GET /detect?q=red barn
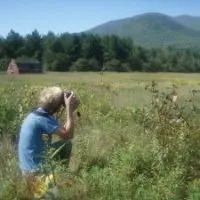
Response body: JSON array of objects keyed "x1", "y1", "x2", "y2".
[
  {"x1": 7, "y1": 59, "x2": 19, "y2": 75},
  {"x1": 7, "y1": 59, "x2": 43, "y2": 75}
]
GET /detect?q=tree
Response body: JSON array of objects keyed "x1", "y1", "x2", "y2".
[
  {"x1": 67, "y1": 34, "x2": 82, "y2": 62},
  {"x1": 5, "y1": 30, "x2": 24, "y2": 58},
  {"x1": 43, "y1": 49, "x2": 55, "y2": 71},
  {"x1": 24, "y1": 30, "x2": 43, "y2": 60},
  {"x1": 88, "y1": 58, "x2": 101, "y2": 71},
  {"x1": 0, "y1": 37, "x2": 6, "y2": 58},
  {"x1": 104, "y1": 59, "x2": 122, "y2": 72},
  {"x1": 1, "y1": 29, "x2": 200, "y2": 73},
  {"x1": 50, "y1": 39, "x2": 65, "y2": 53},
  {"x1": 81, "y1": 35, "x2": 103, "y2": 65},
  {"x1": 0, "y1": 58, "x2": 10, "y2": 71},
  {"x1": 70, "y1": 58, "x2": 90, "y2": 71},
  {"x1": 51, "y1": 53, "x2": 71, "y2": 71}
]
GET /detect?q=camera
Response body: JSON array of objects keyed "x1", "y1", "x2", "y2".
[
  {"x1": 60, "y1": 91, "x2": 72, "y2": 107},
  {"x1": 62, "y1": 91, "x2": 81, "y2": 117},
  {"x1": 65, "y1": 91, "x2": 72, "y2": 98}
]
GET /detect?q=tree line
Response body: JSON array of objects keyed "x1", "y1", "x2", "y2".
[{"x1": 1, "y1": 29, "x2": 200, "y2": 72}]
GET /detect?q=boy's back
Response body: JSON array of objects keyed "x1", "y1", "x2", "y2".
[{"x1": 18, "y1": 107, "x2": 59, "y2": 173}]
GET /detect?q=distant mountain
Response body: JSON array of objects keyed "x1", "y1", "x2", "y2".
[
  {"x1": 174, "y1": 15, "x2": 200, "y2": 31},
  {"x1": 84, "y1": 13, "x2": 200, "y2": 48}
]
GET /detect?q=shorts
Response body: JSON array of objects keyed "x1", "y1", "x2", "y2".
[{"x1": 23, "y1": 139, "x2": 72, "y2": 199}]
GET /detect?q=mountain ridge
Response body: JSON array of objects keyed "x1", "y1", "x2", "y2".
[
  {"x1": 174, "y1": 14, "x2": 200, "y2": 31},
  {"x1": 83, "y1": 12, "x2": 200, "y2": 48}
]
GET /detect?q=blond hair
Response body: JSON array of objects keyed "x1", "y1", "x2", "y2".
[{"x1": 38, "y1": 86, "x2": 63, "y2": 109}]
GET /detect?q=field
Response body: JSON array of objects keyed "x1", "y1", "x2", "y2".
[{"x1": 1, "y1": 72, "x2": 200, "y2": 200}]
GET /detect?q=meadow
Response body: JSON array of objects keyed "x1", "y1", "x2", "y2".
[{"x1": 1, "y1": 72, "x2": 200, "y2": 200}]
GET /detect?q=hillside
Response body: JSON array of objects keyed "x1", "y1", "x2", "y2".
[
  {"x1": 174, "y1": 15, "x2": 200, "y2": 31},
  {"x1": 84, "y1": 13, "x2": 200, "y2": 48}
]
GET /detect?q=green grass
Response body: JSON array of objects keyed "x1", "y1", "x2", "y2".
[{"x1": 1, "y1": 72, "x2": 200, "y2": 199}]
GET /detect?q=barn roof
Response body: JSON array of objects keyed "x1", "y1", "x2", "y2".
[{"x1": 15, "y1": 60, "x2": 41, "y2": 64}]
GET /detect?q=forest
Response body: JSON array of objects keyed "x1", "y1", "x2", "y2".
[{"x1": 0, "y1": 29, "x2": 200, "y2": 72}]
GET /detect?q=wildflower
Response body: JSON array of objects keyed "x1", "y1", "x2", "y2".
[
  {"x1": 26, "y1": 173, "x2": 56, "y2": 199},
  {"x1": 176, "y1": 119, "x2": 183, "y2": 124},
  {"x1": 172, "y1": 95, "x2": 178, "y2": 103}
]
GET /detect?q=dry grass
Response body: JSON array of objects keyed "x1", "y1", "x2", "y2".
[
  {"x1": 1, "y1": 71, "x2": 200, "y2": 84},
  {"x1": 1, "y1": 72, "x2": 200, "y2": 108}
]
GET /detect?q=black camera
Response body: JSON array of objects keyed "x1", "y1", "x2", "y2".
[
  {"x1": 62, "y1": 91, "x2": 81, "y2": 117},
  {"x1": 65, "y1": 91, "x2": 72, "y2": 98},
  {"x1": 60, "y1": 91, "x2": 71, "y2": 106}
]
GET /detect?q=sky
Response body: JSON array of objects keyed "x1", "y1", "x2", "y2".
[{"x1": 0, "y1": 0, "x2": 200, "y2": 37}]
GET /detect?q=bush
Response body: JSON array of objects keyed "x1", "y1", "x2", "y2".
[{"x1": 70, "y1": 58, "x2": 90, "y2": 71}]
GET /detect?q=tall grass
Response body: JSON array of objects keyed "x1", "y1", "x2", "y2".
[{"x1": 1, "y1": 73, "x2": 200, "y2": 199}]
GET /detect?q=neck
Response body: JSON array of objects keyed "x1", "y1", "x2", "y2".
[{"x1": 36, "y1": 106, "x2": 51, "y2": 114}]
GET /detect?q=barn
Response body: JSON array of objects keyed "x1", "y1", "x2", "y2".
[{"x1": 7, "y1": 59, "x2": 43, "y2": 75}]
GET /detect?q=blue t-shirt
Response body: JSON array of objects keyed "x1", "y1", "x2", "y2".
[{"x1": 18, "y1": 107, "x2": 59, "y2": 173}]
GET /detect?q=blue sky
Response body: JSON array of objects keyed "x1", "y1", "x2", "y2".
[{"x1": 0, "y1": 0, "x2": 199, "y2": 37}]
